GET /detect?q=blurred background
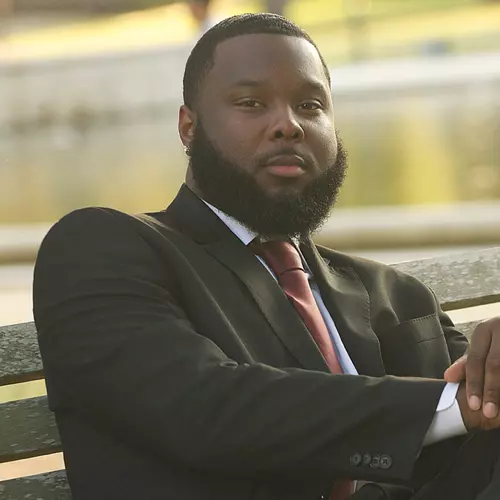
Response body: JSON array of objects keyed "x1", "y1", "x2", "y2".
[
  {"x1": 1, "y1": 0, "x2": 500, "y2": 480},
  {"x1": 2, "y1": 0, "x2": 500, "y2": 331}
]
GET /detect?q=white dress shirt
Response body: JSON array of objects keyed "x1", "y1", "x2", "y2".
[{"x1": 204, "y1": 202, "x2": 467, "y2": 446}]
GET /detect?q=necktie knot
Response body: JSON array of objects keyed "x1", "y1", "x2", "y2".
[{"x1": 252, "y1": 240, "x2": 304, "y2": 279}]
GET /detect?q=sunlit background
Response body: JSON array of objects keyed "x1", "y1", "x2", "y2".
[
  {"x1": 1, "y1": 0, "x2": 500, "y2": 480},
  {"x1": 2, "y1": 0, "x2": 500, "y2": 224}
]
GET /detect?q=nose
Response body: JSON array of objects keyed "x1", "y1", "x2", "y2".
[{"x1": 268, "y1": 105, "x2": 305, "y2": 142}]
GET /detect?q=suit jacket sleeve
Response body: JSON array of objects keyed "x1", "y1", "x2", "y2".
[{"x1": 34, "y1": 207, "x2": 449, "y2": 484}]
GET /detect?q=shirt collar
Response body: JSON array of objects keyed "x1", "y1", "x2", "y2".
[
  {"x1": 202, "y1": 199, "x2": 310, "y2": 275},
  {"x1": 202, "y1": 200, "x2": 257, "y2": 246},
  {"x1": 202, "y1": 199, "x2": 303, "y2": 249}
]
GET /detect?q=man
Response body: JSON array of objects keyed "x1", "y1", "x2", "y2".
[{"x1": 33, "y1": 13, "x2": 500, "y2": 500}]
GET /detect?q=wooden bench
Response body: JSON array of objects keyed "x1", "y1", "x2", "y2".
[{"x1": 1, "y1": 247, "x2": 499, "y2": 499}]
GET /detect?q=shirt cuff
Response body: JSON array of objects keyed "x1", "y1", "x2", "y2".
[{"x1": 423, "y1": 382, "x2": 467, "y2": 446}]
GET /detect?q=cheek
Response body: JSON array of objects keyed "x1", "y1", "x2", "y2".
[
  {"x1": 217, "y1": 116, "x2": 264, "y2": 159},
  {"x1": 307, "y1": 120, "x2": 337, "y2": 163}
]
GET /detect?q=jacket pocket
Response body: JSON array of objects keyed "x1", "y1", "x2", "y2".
[{"x1": 380, "y1": 314, "x2": 452, "y2": 378}]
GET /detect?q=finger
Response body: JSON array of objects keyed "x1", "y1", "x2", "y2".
[
  {"x1": 466, "y1": 322, "x2": 493, "y2": 411},
  {"x1": 444, "y1": 355, "x2": 467, "y2": 382},
  {"x1": 482, "y1": 331, "x2": 500, "y2": 419}
]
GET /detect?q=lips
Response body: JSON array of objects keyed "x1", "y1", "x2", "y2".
[
  {"x1": 264, "y1": 154, "x2": 307, "y2": 178},
  {"x1": 265, "y1": 154, "x2": 306, "y2": 168}
]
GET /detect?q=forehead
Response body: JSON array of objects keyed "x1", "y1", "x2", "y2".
[{"x1": 204, "y1": 34, "x2": 329, "y2": 92}]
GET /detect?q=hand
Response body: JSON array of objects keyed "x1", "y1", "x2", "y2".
[
  {"x1": 456, "y1": 382, "x2": 500, "y2": 431},
  {"x1": 445, "y1": 317, "x2": 500, "y2": 420}
]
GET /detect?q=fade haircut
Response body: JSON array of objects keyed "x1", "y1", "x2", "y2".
[{"x1": 183, "y1": 13, "x2": 331, "y2": 110}]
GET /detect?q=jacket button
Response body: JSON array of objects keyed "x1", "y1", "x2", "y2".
[
  {"x1": 380, "y1": 455, "x2": 393, "y2": 470},
  {"x1": 362, "y1": 452, "x2": 371, "y2": 466},
  {"x1": 370, "y1": 455, "x2": 381, "y2": 469},
  {"x1": 350, "y1": 452, "x2": 362, "y2": 466}
]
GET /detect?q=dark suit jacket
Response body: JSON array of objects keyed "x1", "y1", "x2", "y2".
[{"x1": 33, "y1": 185, "x2": 469, "y2": 500}]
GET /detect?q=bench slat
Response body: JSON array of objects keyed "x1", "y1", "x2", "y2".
[
  {"x1": 393, "y1": 247, "x2": 500, "y2": 310},
  {"x1": 0, "y1": 471, "x2": 70, "y2": 500},
  {"x1": 0, "y1": 323, "x2": 43, "y2": 387},
  {"x1": 0, "y1": 321, "x2": 474, "y2": 464},
  {"x1": 0, "y1": 396, "x2": 61, "y2": 463},
  {"x1": 0, "y1": 248, "x2": 497, "y2": 385}
]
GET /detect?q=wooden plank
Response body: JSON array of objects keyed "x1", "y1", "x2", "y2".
[
  {"x1": 0, "y1": 322, "x2": 43, "y2": 387},
  {"x1": 0, "y1": 470, "x2": 70, "y2": 500},
  {"x1": 0, "y1": 397, "x2": 61, "y2": 463},
  {"x1": 0, "y1": 322, "x2": 475, "y2": 465},
  {"x1": 0, "y1": 249, "x2": 497, "y2": 386},
  {"x1": 394, "y1": 247, "x2": 500, "y2": 310}
]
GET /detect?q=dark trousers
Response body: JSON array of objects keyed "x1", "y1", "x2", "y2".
[{"x1": 413, "y1": 430, "x2": 500, "y2": 500}]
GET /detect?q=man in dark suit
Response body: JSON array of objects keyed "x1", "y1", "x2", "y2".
[{"x1": 33, "y1": 13, "x2": 500, "y2": 500}]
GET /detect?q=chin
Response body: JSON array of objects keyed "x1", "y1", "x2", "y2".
[{"x1": 262, "y1": 179, "x2": 309, "y2": 196}]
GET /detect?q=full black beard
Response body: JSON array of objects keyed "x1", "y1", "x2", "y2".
[{"x1": 189, "y1": 121, "x2": 348, "y2": 239}]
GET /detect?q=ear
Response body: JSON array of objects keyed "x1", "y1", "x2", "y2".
[{"x1": 178, "y1": 105, "x2": 197, "y2": 150}]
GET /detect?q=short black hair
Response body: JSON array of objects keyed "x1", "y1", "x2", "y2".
[{"x1": 182, "y1": 13, "x2": 331, "y2": 110}]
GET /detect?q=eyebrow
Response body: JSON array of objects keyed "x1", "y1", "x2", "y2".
[
  {"x1": 228, "y1": 78, "x2": 329, "y2": 94},
  {"x1": 301, "y1": 79, "x2": 329, "y2": 94},
  {"x1": 228, "y1": 79, "x2": 267, "y2": 88}
]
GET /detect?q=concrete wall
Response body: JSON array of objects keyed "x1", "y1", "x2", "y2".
[
  {"x1": 2, "y1": 48, "x2": 500, "y2": 133},
  {"x1": 1, "y1": 43, "x2": 192, "y2": 132}
]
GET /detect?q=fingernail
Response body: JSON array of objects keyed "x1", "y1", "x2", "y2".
[
  {"x1": 483, "y1": 403, "x2": 498, "y2": 419},
  {"x1": 469, "y1": 395, "x2": 481, "y2": 411}
]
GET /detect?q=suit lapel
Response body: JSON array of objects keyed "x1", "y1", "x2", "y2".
[
  {"x1": 160, "y1": 185, "x2": 330, "y2": 373},
  {"x1": 300, "y1": 239, "x2": 386, "y2": 377},
  {"x1": 205, "y1": 239, "x2": 330, "y2": 373}
]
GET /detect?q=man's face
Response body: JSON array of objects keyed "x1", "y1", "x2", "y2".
[{"x1": 180, "y1": 33, "x2": 348, "y2": 238}]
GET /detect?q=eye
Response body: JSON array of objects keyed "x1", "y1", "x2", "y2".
[
  {"x1": 236, "y1": 99, "x2": 264, "y2": 108},
  {"x1": 299, "y1": 101, "x2": 323, "y2": 111}
]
